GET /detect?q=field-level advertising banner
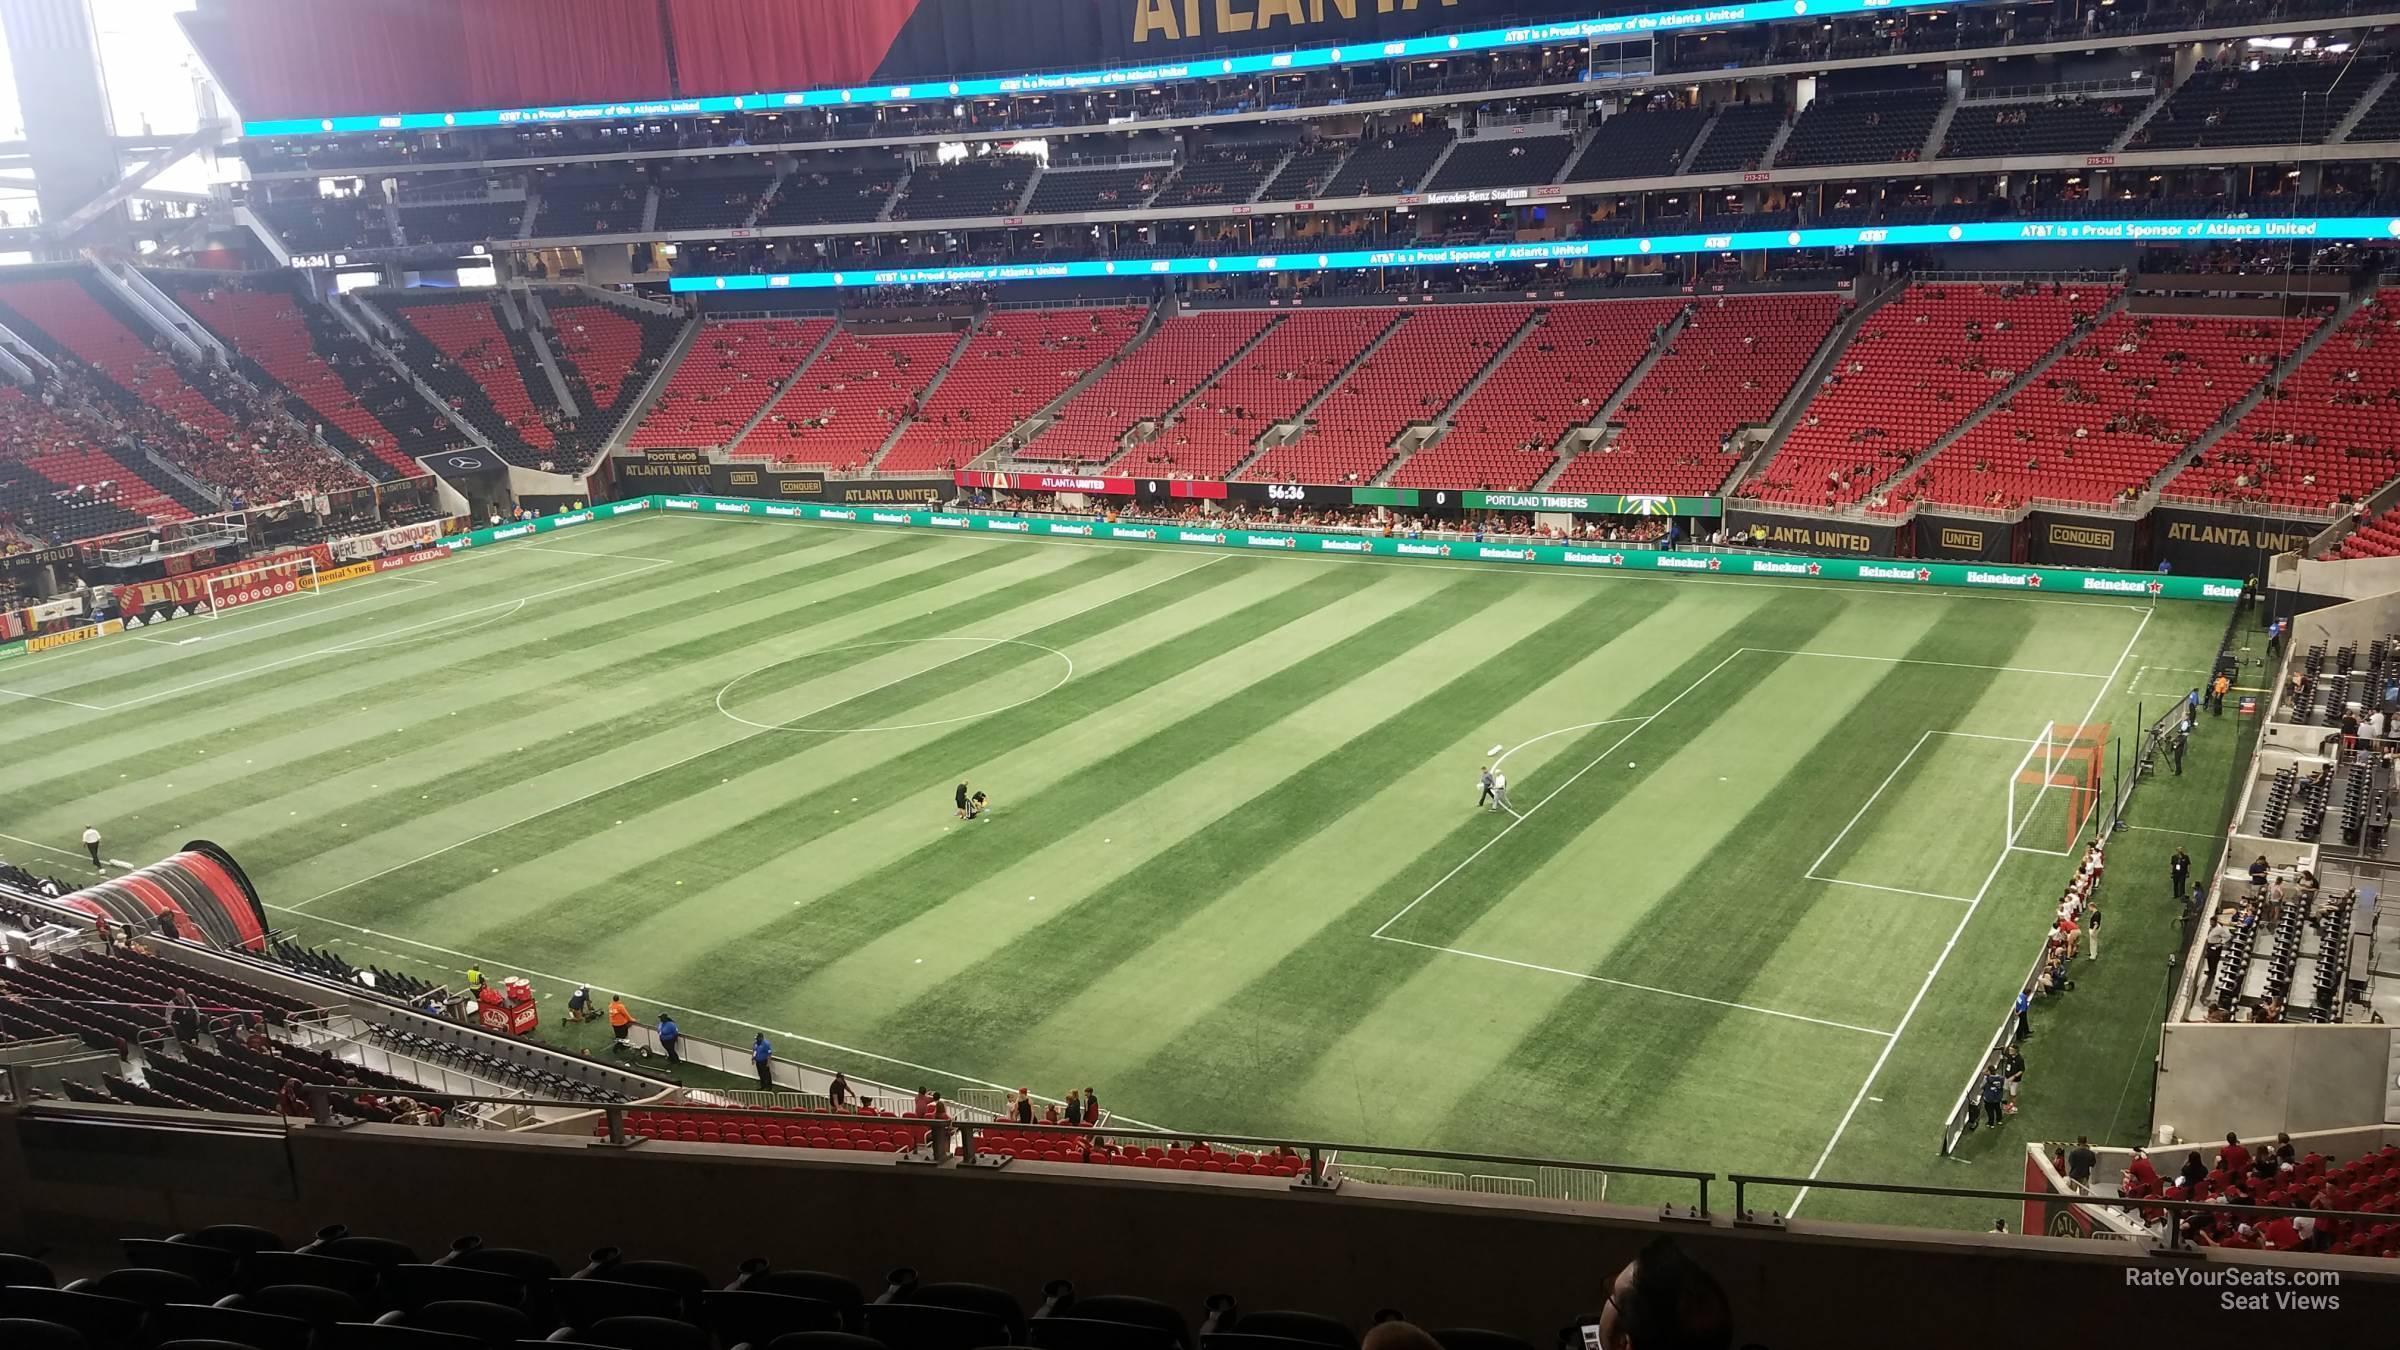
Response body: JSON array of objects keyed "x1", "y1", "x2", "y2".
[
  {"x1": 317, "y1": 561, "x2": 380, "y2": 587},
  {"x1": 438, "y1": 498, "x2": 652, "y2": 552},
  {"x1": 1914, "y1": 513, "x2": 2022, "y2": 563},
  {"x1": 655, "y1": 495, "x2": 2241, "y2": 600},
  {"x1": 24, "y1": 618, "x2": 124, "y2": 654},
  {"x1": 1722, "y1": 509, "x2": 1899, "y2": 557},
  {"x1": 2149, "y1": 505, "x2": 2324, "y2": 579},
  {"x1": 614, "y1": 456, "x2": 955, "y2": 507},
  {"x1": 330, "y1": 519, "x2": 442, "y2": 562},
  {"x1": 2028, "y1": 511, "x2": 2138, "y2": 570},
  {"x1": 1463, "y1": 491, "x2": 1724, "y2": 517},
  {"x1": 116, "y1": 545, "x2": 333, "y2": 613},
  {"x1": 953, "y1": 470, "x2": 1228, "y2": 501}
]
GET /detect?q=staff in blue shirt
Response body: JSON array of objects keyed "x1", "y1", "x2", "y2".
[
  {"x1": 655, "y1": 1013, "x2": 680, "y2": 1067},
  {"x1": 751, "y1": 1032, "x2": 773, "y2": 1089}
]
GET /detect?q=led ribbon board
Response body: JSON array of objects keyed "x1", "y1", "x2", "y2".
[
  {"x1": 667, "y1": 215, "x2": 2400, "y2": 291},
  {"x1": 243, "y1": 0, "x2": 1959, "y2": 137}
]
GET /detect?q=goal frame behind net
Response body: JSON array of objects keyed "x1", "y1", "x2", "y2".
[
  {"x1": 2006, "y1": 721, "x2": 2108, "y2": 854},
  {"x1": 199, "y1": 556, "x2": 320, "y2": 618}
]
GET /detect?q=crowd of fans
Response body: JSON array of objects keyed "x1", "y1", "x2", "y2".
[{"x1": 961, "y1": 490, "x2": 1682, "y2": 543}]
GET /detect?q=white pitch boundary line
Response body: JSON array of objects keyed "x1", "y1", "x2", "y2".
[
  {"x1": 0, "y1": 829, "x2": 87, "y2": 862},
  {"x1": 1806, "y1": 729, "x2": 1934, "y2": 879},
  {"x1": 1754, "y1": 648, "x2": 2113, "y2": 680},
  {"x1": 265, "y1": 901, "x2": 1172, "y2": 1132},
  {"x1": 1801, "y1": 729, "x2": 2046, "y2": 902},
  {"x1": 2117, "y1": 824, "x2": 2226, "y2": 839},
  {"x1": 1788, "y1": 604, "x2": 2155, "y2": 1217},
  {"x1": 0, "y1": 685, "x2": 108, "y2": 710},
  {"x1": 1369, "y1": 648, "x2": 1750, "y2": 941},
  {"x1": 1373, "y1": 934, "x2": 1893, "y2": 1038},
  {"x1": 278, "y1": 553, "x2": 1228, "y2": 913},
  {"x1": 1810, "y1": 877, "x2": 1976, "y2": 904}
]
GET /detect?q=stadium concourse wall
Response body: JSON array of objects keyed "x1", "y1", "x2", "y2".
[
  {"x1": 2152, "y1": 1024, "x2": 2399, "y2": 1143},
  {"x1": 9, "y1": 1106, "x2": 2400, "y2": 1348}
]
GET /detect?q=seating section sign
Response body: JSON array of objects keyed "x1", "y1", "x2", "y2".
[{"x1": 656, "y1": 495, "x2": 2241, "y2": 601}]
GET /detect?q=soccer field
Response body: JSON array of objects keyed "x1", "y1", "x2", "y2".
[{"x1": 0, "y1": 513, "x2": 2243, "y2": 1223}]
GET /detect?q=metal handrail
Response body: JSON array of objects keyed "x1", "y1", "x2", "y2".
[
  {"x1": 1726, "y1": 1171, "x2": 2395, "y2": 1252},
  {"x1": 283, "y1": 1085, "x2": 1712, "y2": 1214}
]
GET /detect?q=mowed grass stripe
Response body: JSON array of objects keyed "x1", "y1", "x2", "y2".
[
  {"x1": 858, "y1": 575, "x2": 1708, "y2": 1072},
  {"x1": 560, "y1": 564, "x2": 1429, "y2": 980},
  {"x1": 621, "y1": 563, "x2": 1455, "y2": 1006},
  {"x1": 1090, "y1": 595, "x2": 1853, "y2": 1133},
  {"x1": 245, "y1": 547, "x2": 1193, "y2": 907},
  {"x1": 11, "y1": 537, "x2": 1136, "y2": 857},
  {"x1": 0, "y1": 530, "x2": 1032, "y2": 845},
  {"x1": 0, "y1": 525, "x2": 926, "y2": 785},
  {"x1": 1411, "y1": 604, "x2": 2043, "y2": 1176},
  {"x1": 990, "y1": 586, "x2": 1778, "y2": 1092},
  {"x1": 782, "y1": 572, "x2": 1598, "y2": 1041},
  {"x1": 300, "y1": 551, "x2": 1273, "y2": 936}
]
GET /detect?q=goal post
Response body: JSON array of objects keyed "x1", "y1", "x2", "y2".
[
  {"x1": 2006, "y1": 722, "x2": 2108, "y2": 853},
  {"x1": 199, "y1": 556, "x2": 320, "y2": 618}
]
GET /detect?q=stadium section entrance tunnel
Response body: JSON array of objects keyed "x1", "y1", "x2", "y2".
[{"x1": 48, "y1": 841, "x2": 270, "y2": 952}]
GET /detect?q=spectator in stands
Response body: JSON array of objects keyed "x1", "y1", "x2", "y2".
[
  {"x1": 1588, "y1": 1236, "x2": 1732, "y2": 1350},
  {"x1": 1014, "y1": 1087, "x2": 1036, "y2": 1123},
  {"x1": 276, "y1": 1077, "x2": 307, "y2": 1118},
  {"x1": 2066, "y1": 1135, "x2": 2098, "y2": 1191},
  {"x1": 751, "y1": 1031, "x2": 773, "y2": 1088},
  {"x1": 1362, "y1": 1322, "x2": 1444, "y2": 1350},
  {"x1": 829, "y1": 1070, "x2": 852, "y2": 1111},
  {"x1": 2217, "y1": 1132, "x2": 2253, "y2": 1176},
  {"x1": 1083, "y1": 1085, "x2": 1099, "y2": 1120},
  {"x1": 913, "y1": 1084, "x2": 937, "y2": 1115}
]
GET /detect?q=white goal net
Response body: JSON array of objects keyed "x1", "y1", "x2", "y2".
[
  {"x1": 200, "y1": 556, "x2": 320, "y2": 617},
  {"x1": 2004, "y1": 720, "x2": 2105, "y2": 855}
]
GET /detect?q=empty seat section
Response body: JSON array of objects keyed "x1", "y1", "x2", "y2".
[
  {"x1": 1562, "y1": 105, "x2": 1710, "y2": 182},
  {"x1": 2168, "y1": 291, "x2": 2400, "y2": 511},
  {"x1": 1685, "y1": 103, "x2": 1786, "y2": 173},
  {"x1": 630, "y1": 320, "x2": 831, "y2": 450},
  {"x1": 547, "y1": 302, "x2": 686, "y2": 448},
  {"x1": 1033, "y1": 310, "x2": 1272, "y2": 468},
  {"x1": 875, "y1": 309, "x2": 1146, "y2": 475},
  {"x1": 1398, "y1": 298, "x2": 1682, "y2": 492},
  {"x1": 1882, "y1": 310, "x2": 2315, "y2": 513},
  {"x1": 1423, "y1": 134, "x2": 1572, "y2": 193},
  {"x1": 1153, "y1": 147, "x2": 1286, "y2": 207},
  {"x1": 1146, "y1": 310, "x2": 1391, "y2": 482},
  {"x1": 1556, "y1": 294, "x2": 1842, "y2": 495},
  {"x1": 1740, "y1": 283, "x2": 2109, "y2": 507},
  {"x1": 1025, "y1": 167, "x2": 1164, "y2": 214},
  {"x1": 1775, "y1": 87, "x2": 1947, "y2": 167},
  {"x1": 1324, "y1": 127, "x2": 1453, "y2": 197},
  {"x1": 738, "y1": 330, "x2": 959, "y2": 472},
  {"x1": 1243, "y1": 307, "x2": 1528, "y2": 485},
  {"x1": 890, "y1": 156, "x2": 1037, "y2": 219}
]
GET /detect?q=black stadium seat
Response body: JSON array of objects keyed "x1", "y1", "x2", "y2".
[
  {"x1": 393, "y1": 1299, "x2": 538, "y2": 1348},
  {"x1": 240, "y1": 1251, "x2": 380, "y2": 1299},
  {"x1": 147, "y1": 1302, "x2": 312, "y2": 1350},
  {"x1": 699, "y1": 1289, "x2": 844, "y2": 1344},
  {"x1": 120, "y1": 1239, "x2": 240, "y2": 1297},
  {"x1": 556, "y1": 1314, "x2": 711, "y2": 1350},
  {"x1": 0, "y1": 1252, "x2": 60, "y2": 1287},
  {"x1": 0, "y1": 1286, "x2": 148, "y2": 1350},
  {"x1": 0, "y1": 1318, "x2": 90, "y2": 1350},
  {"x1": 328, "y1": 1322, "x2": 486, "y2": 1350},
  {"x1": 67, "y1": 1268, "x2": 206, "y2": 1308},
  {"x1": 547, "y1": 1278, "x2": 681, "y2": 1331},
  {"x1": 763, "y1": 1334, "x2": 892, "y2": 1350},
  {"x1": 389, "y1": 1265, "x2": 528, "y2": 1313}
]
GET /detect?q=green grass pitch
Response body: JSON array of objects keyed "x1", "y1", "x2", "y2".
[{"x1": 0, "y1": 513, "x2": 2259, "y2": 1228}]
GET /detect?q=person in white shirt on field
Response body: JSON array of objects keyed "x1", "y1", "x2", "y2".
[
  {"x1": 1490, "y1": 771, "x2": 1513, "y2": 814},
  {"x1": 82, "y1": 825, "x2": 103, "y2": 870}
]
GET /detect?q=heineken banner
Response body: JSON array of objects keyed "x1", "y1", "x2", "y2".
[
  {"x1": 1723, "y1": 509, "x2": 1899, "y2": 558},
  {"x1": 656, "y1": 495, "x2": 2239, "y2": 600},
  {"x1": 1462, "y1": 491, "x2": 1724, "y2": 517},
  {"x1": 2028, "y1": 510, "x2": 2139, "y2": 570},
  {"x1": 1914, "y1": 514, "x2": 2022, "y2": 563},
  {"x1": 2150, "y1": 505, "x2": 2322, "y2": 579}
]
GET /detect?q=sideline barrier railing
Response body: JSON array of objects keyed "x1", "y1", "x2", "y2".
[
  {"x1": 274, "y1": 1086, "x2": 1714, "y2": 1215},
  {"x1": 1726, "y1": 1171, "x2": 2396, "y2": 1253}
]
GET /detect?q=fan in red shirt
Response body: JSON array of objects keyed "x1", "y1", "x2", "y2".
[{"x1": 2216, "y1": 1132, "x2": 2253, "y2": 1176}]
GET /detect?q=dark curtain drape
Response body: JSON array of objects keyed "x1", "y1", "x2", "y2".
[
  {"x1": 191, "y1": 0, "x2": 671, "y2": 122},
  {"x1": 661, "y1": 0, "x2": 919, "y2": 95}
]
